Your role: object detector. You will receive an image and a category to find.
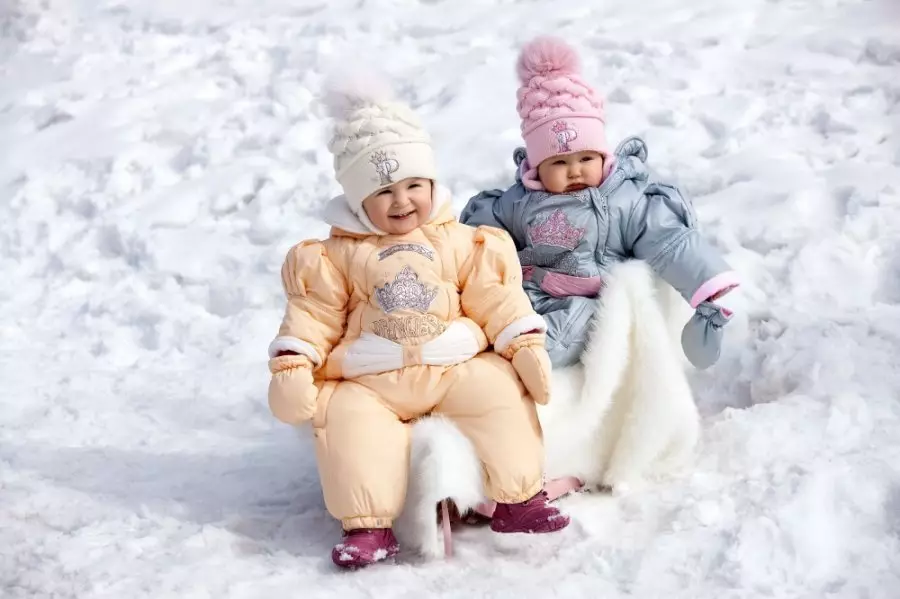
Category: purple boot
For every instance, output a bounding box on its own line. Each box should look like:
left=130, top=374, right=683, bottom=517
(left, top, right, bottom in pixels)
left=490, top=491, right=571, bottom=534
left=331, top=528, right=400, bottom=569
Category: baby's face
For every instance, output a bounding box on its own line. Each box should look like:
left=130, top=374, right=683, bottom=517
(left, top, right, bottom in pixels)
left=537, top=151, right=605, bottom=194
left=362, top=178, right=434, bottom=235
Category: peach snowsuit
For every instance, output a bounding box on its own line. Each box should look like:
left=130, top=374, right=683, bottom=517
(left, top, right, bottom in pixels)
left=267, top=189, right=550, bottom=530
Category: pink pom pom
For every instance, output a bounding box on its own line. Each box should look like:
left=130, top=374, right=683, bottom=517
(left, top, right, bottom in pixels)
left=516, top=36, right=581, bottom=83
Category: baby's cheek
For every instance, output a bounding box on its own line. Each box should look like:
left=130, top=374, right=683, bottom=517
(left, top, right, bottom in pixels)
left=588, top=164, right=606, bottom=186
left=416, top=202, right=432, bottom=222
left=541, top=171, right=566, bottom=193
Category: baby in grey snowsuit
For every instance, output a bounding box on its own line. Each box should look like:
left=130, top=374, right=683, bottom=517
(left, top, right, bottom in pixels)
left=460, top=37, right=739, bottom=369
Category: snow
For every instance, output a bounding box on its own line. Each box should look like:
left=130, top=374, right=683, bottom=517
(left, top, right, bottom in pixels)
left=2, top=0, right=900, bottom=596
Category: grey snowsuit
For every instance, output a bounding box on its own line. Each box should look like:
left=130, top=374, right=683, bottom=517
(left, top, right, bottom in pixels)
left=460, top=136, right=738, bottom=369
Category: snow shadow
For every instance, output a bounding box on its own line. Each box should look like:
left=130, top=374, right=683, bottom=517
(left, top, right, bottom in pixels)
left=4, top=436, right=338, bottom=567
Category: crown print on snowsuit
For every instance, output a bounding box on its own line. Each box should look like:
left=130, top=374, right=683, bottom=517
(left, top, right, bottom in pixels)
left=378, top=243, right=436, bottom=261
left=528, top=209, right=586, bottom=251
left=369, top=150, right=400, bottom=186
left=374, top=265, right=439, bottom=313
left=551, top=120, right=578, bottom=153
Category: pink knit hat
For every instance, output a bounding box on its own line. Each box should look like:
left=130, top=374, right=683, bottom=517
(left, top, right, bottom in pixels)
left=516, top=36, right=613, bottom=190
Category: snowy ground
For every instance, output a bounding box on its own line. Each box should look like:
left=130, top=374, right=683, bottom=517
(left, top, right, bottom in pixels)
left=2, top=0, right=900, bottom=596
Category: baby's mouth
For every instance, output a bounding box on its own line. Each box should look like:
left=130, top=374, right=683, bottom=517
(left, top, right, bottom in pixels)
left=389, top=210, right=415, bottom=220
left=565, top=183, right=587, bottom=192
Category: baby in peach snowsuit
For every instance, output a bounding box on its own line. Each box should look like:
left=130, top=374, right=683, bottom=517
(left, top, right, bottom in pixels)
left=266, top=78, right=569, bottom=569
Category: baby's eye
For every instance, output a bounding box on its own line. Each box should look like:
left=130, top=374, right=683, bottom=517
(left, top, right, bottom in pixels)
left=553, top=160, right=566, bottom=166
left=377, top=189, right=392, bottom=196
left=408, top=182, right=421, bottom=189
left=581, top=156, right=594, bottom=162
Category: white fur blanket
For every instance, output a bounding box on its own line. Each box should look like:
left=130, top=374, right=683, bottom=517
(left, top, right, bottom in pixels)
left=393, top=261, right=701, bottom=558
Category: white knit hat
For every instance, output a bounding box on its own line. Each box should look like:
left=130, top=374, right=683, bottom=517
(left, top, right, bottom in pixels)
left=324, top=70, right=438, bottom=225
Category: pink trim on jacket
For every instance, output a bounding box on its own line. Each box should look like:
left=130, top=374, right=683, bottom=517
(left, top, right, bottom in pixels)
left=690, top=271, right=740, bottom=308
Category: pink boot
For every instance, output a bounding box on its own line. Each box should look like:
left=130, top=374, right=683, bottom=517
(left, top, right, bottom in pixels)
left=490, top=491, right=570, bottom=534
left=331, top=528, right=400, bottom=569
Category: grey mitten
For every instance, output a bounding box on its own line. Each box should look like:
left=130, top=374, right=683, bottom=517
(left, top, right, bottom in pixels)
left=681, top=301, right=732, bottom=369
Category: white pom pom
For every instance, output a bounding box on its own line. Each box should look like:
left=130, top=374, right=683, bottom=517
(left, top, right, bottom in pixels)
left=321, top=62, right=395, bottom=119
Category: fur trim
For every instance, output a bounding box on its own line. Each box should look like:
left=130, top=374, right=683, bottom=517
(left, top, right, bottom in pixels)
left=393, top=417, right=485, bottom=559
left=575, top=261, right=698, bottom=488
left=537, top=262, right=699, bottom=488
left=401, top=261, right=700, bottom=559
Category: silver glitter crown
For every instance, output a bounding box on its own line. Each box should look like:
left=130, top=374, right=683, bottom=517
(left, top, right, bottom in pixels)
left=374, top=266, right=438, bottom=314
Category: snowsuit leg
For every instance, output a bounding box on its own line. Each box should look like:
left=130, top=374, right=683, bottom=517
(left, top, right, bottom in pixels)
left=312, top=380, right=409, bottom=531
left=434, top=353, right=545, bottom=503
left=314, top=352, right=545, bottom=529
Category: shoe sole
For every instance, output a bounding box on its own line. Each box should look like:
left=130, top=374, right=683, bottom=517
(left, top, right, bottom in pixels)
left=491, top=514, right=571, bottom=534
left=332, top=544, right=400, bottom=569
